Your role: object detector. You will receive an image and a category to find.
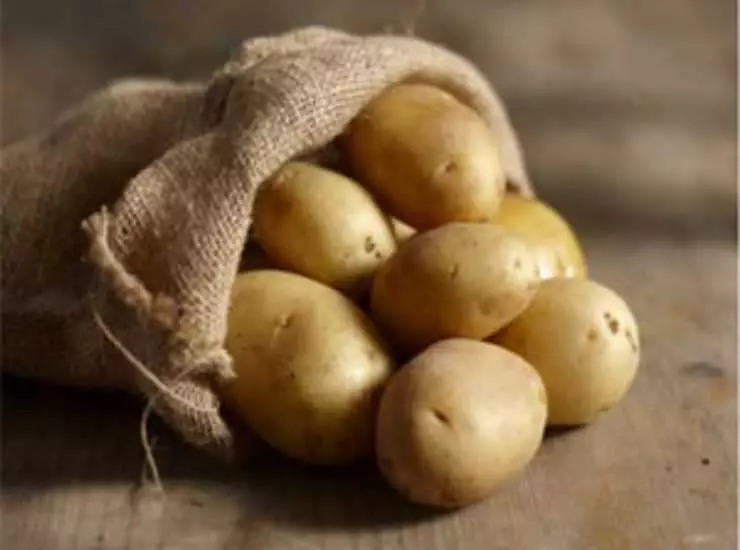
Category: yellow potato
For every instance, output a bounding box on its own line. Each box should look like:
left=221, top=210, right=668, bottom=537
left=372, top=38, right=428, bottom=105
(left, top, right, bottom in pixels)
left=494, top=278, right=640, bottom=425
left=224, top=270, right=395, bottom=465
left=343, top=84, right=505, bottom=229
left=376, top=339, right=546, bottom=507
left=491, top=195, right=587, bottom=279
left=389, top=217, right=416, bottom=244
left=253, top=162, right=397, bottom=296
left=370, top=222, right=539, bottom=354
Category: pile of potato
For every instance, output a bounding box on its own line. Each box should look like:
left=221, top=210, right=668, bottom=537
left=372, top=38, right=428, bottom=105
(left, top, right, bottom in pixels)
left=224, top=84, right=640, bottom=508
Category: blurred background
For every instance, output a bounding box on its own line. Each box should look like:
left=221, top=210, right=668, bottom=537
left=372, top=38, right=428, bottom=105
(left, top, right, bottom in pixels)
left=2, top=0, right=736, bottom=238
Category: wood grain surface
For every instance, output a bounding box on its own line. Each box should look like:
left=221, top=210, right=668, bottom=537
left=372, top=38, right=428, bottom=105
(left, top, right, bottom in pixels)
left=1, top=1, right=736, bottom=549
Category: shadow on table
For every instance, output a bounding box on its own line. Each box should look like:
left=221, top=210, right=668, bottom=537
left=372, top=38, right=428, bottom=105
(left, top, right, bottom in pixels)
left=1, top=376, right=441, bottom=529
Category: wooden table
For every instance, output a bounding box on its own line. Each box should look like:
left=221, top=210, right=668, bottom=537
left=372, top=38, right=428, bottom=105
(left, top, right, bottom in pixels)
left=2, top=1, right=736, bottom=549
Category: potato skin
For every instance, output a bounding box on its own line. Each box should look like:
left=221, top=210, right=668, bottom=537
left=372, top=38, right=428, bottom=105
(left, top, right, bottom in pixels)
left=224, top=270, right=395, bottom=465
left=494, top=278, right=640, bottom=425
left=343, top=84, right=505, bottom=230
left=253, top=162, right=396, bottom=296
left=376, top=339, right=547, bottom=507
left=491, top=195, right=587, bottom=279
left=370, top=222, right=539, bottom=354
left=389, top=217, right=416, bottom=244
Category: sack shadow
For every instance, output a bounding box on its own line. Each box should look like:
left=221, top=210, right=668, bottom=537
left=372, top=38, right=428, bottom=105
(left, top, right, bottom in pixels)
left=1, top=376, right=443, bottom=530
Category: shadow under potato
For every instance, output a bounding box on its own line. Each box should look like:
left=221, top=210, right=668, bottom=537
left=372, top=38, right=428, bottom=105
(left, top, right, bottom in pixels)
left=238, top=455, right=446, bottom=529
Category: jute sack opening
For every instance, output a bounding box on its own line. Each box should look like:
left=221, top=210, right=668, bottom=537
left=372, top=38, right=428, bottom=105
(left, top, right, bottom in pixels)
left=1, top=27, right=533, bottom=459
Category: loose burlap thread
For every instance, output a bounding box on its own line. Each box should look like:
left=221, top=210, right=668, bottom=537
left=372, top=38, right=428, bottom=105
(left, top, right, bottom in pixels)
left=1, top=27, right=532, bottom=460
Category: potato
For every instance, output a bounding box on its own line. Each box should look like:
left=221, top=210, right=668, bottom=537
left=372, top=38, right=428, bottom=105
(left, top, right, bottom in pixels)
left=224, top=270, right=395, bottom=465
left=253, top=162, right=397, bottom=296
left=343, top=84, right=505, bottom=229
left=370, top=222, right=539, bottom=354
left=491, top=194, right=587, bottom=279
left=389, top=217, right=416, bottom=244
left=494, top=278, right=640, bottom=425
left=376, top=339, right=547, bottom=507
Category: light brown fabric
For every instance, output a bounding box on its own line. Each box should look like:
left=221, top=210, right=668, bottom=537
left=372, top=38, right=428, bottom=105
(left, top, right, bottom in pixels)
left=1, top=27, right=532, bottom=459
left=2, top=79, right=208, bottom=389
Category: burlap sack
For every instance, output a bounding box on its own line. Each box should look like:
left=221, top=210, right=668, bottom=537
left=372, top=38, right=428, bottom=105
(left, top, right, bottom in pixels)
left=1, top=27, right=533, bottom=459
